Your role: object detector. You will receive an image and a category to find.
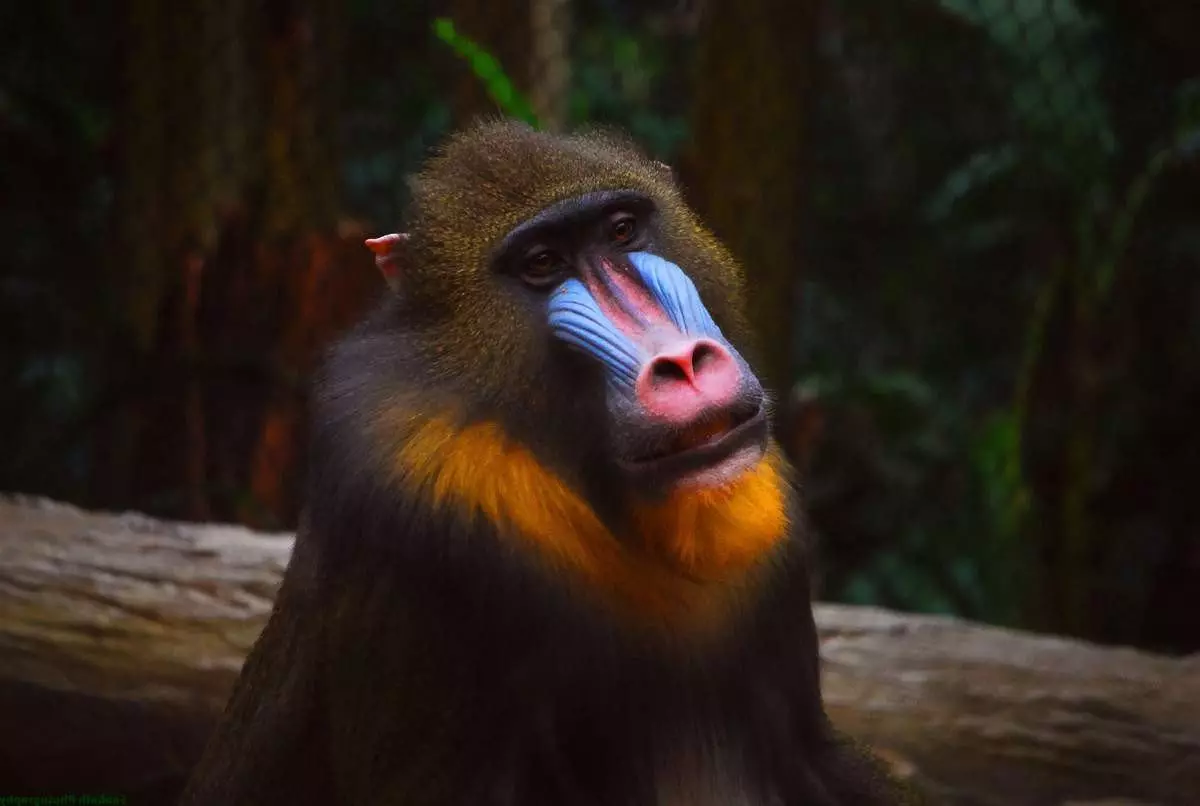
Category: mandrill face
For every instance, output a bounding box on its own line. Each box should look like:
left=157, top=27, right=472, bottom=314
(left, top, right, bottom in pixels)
left=516, top=190, right=769, bottom=493
left=362, top=122, right=787, bottom=627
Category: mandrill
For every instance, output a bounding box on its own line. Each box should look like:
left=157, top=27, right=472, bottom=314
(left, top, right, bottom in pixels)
left=179, top=120, right=914, bottom=806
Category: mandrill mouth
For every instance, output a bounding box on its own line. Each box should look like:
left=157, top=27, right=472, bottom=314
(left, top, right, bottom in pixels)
left=622, top=400, right=769, bottom=489
left=672, top=412, right=743, bottom=455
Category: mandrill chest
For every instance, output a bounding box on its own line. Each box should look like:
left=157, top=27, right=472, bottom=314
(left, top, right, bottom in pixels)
left=652, top=736, right=782, bottom=806
left=534, top=662, right=787, bottom=806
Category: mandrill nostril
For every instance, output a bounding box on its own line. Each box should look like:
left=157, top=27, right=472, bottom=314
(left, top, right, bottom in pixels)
left=691, top=342, right=718, bottom=373
left=649, top=356, right=692, bottom=384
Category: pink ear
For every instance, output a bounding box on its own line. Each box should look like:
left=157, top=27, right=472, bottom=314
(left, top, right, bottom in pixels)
left=364, top=233, right=409, bottom=291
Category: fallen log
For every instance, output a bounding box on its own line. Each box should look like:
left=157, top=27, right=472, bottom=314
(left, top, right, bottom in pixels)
left=0, top=494, right=1196, bottom=805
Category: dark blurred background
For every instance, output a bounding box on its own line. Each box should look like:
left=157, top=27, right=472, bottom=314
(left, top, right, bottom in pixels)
left=1, top=0, right=1197, bottom=656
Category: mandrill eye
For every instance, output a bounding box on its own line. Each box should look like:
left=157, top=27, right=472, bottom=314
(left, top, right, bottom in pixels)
left=609, top=213, right=639, bottom=247
left=521, top=248, right=565, bottom=288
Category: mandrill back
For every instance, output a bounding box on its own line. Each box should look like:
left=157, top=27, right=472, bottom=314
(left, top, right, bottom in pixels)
left=179, top=120, right=914, bottom=806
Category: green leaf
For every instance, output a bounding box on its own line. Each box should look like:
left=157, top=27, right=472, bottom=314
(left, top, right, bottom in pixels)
left=432, top=18, right=540, bottom=127
left=924, top=145, right=1020, bottom=221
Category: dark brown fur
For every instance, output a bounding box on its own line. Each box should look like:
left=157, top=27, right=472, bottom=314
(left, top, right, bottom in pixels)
left=178, top=120, right=915, bottom=805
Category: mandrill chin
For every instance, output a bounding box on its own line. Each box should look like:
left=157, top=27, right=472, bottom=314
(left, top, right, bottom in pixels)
left=179, top=120, right=915, bottom=806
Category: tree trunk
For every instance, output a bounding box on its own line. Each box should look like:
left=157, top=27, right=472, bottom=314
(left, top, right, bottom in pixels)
left=529, top=0, right=571, bottom=132
left=106, top=0, right=375, bottom=529
left=682, top=0, right=821, bottom=403
left=0, top=495, right=1197, bottom=806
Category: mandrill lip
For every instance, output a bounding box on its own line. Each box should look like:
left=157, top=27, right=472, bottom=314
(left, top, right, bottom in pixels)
left=619, top=401, right=769, bottom=488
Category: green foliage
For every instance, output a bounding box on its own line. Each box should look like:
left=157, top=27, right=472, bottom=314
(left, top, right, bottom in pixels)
left=927, top=1, right=1196, bottom=509
left=432, top=17, right=540, bottom=127
left=802, top=358, right=1030, bottom=624
left=807, top=0, right=1198, bottom=644
left=936, top=0, right=1114, bottom=185
left=923, top=146, right=1020, bottom=223
left=569, top=19, right=690, bottom=159
left=1096, top=79, right=1200, bottom=296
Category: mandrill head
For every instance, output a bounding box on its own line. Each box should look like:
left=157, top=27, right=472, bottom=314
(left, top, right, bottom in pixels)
left=353, top=120, right=791, bottom=633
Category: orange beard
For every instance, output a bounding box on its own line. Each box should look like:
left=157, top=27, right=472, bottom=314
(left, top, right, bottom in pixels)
left=386, top=414, right=789, bottom=635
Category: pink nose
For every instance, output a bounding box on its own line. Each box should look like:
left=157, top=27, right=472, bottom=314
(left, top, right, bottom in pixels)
left=635, top=338, right=741, bottom=423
